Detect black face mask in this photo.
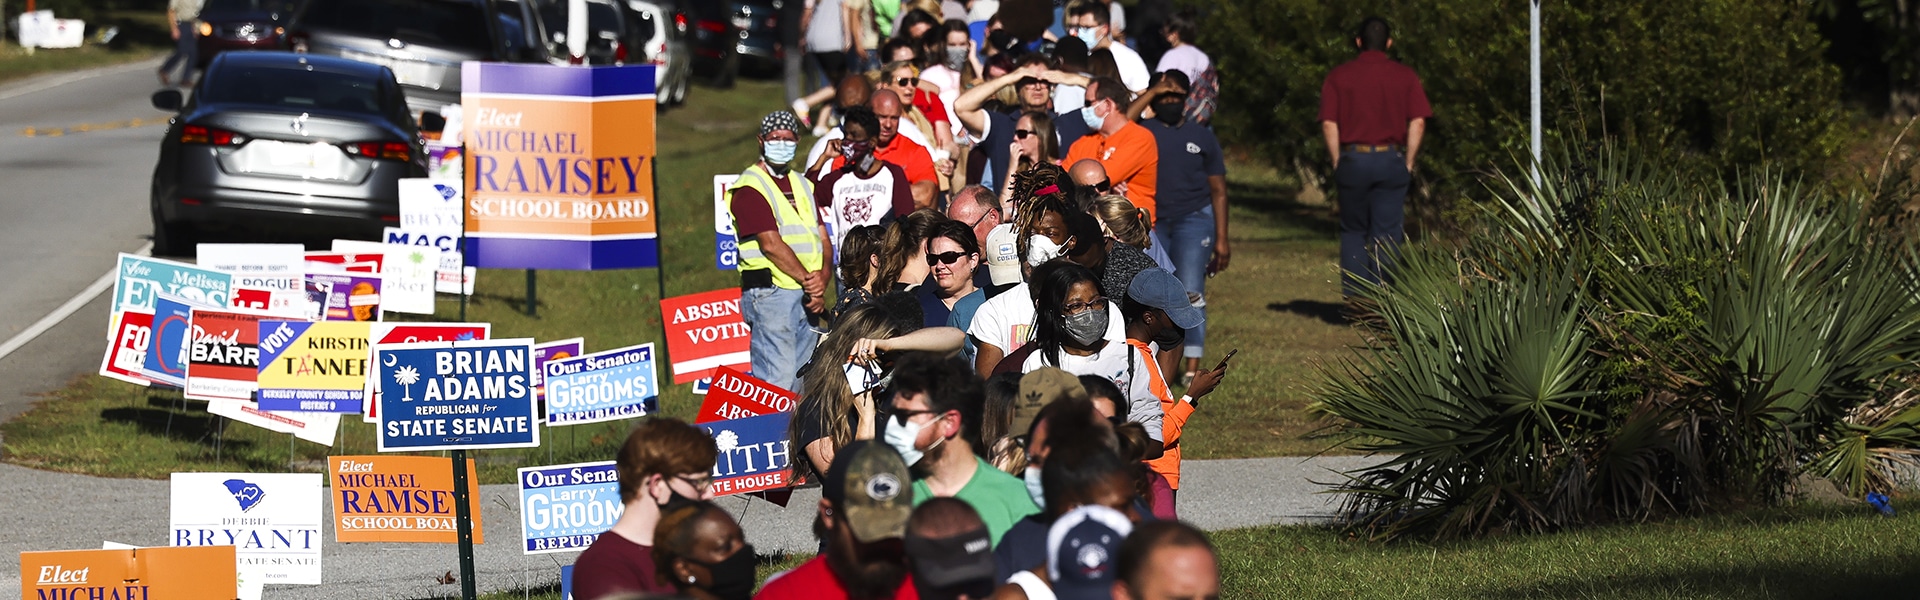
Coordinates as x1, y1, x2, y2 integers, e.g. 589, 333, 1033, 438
690, 543, 758, 600
1153, 101, 1185, 126
1154, 320, 1188, 349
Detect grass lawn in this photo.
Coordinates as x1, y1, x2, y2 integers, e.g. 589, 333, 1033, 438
0, 12, 171, 86
457, 501, 1920, 600
0, 77, 1359, 481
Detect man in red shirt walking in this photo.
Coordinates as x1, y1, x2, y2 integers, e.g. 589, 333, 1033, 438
755, 440, 920, 600
1319, 17, 1431, 300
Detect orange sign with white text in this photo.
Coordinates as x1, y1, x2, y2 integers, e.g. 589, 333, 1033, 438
328, 455, 483, 543
20, 546, 237, 600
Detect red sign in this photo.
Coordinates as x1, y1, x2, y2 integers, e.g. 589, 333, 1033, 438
184, 308, 267, 402
229, 287, 274, 311
361, 323, 492, 422
99, 311, 153, 386
305, 251, 384, 273
660, 288, 751, 384
696, 366, 795, 423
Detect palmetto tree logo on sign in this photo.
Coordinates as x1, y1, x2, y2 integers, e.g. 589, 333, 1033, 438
386, 352, 422, 401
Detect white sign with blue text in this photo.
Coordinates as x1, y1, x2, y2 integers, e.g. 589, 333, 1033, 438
517, 461, 622, 555
543, 343, 658, 426
376, 339, 541, 452
169, 472, 323, 585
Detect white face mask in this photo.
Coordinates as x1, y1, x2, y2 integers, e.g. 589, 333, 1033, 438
1027, 235, 1068, 266
884, 413, 942, 466
1024, 465, 1045, 509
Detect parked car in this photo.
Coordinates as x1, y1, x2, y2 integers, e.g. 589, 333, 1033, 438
284, 0, 507, 116
687, 0, 783, 86
537, 0, 643, 65
149, 52, 429, 256
628, 0, 690, 106
497, 0, 567, 64
194, 0, 297, 67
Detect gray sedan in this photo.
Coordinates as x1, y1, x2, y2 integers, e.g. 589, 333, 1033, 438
149, 51, 428, 256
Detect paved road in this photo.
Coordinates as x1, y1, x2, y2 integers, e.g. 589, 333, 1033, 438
0, 63, 1378, 599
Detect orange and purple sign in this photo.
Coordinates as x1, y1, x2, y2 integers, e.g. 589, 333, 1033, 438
462, 63, 659, 270
20, 546, 237, 600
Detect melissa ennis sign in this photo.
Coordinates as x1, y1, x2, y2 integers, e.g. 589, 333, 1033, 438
375, 339, 540, 452
461, 63, 659, 270
328, 455, 483, 543
517, 461, 620, 554
169, 473, 323, 585
20, 546, 237, 600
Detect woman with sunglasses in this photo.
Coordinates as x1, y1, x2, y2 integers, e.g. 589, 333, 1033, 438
913, 220, 984, 328
880, 61, 959, 177
1014, 262, 1165, 447
999, 111, 1059, 210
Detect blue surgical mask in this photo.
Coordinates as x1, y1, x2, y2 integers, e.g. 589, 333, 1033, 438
1024, 465, 1045, 509
1075, 27, 1101, 47
762, 140, 797, 165
1081, 104, 1104, 130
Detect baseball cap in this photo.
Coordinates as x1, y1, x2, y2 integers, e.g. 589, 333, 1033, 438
1047, 505, 1134, 600
1016, 367, 1087, 435
985, 223, 1023, 286
821, 441, 914, 544
904, 526, 996, 595
1127, 267, 1204, 330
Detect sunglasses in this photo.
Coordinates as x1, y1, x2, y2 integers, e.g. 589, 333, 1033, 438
1017, 77, 1046, 88
1013, 129, 1034, 139
926, 251, 972, 265
1093, 178, 1113, 194
896, 77, 920, 88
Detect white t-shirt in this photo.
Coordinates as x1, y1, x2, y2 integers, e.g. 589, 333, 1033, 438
817, 163, 912, 250
966, 282, 1126, 359
1155, 44, 1211, 86
1105, 42, 1150, 92
1020, 336, 1164, 442
805, 122, 933, 171
920, 65, 969, 139
1054, 83, 1086, 114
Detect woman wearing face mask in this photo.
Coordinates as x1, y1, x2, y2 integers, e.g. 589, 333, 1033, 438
574, 418, 719, 599
1014, 262, 1165, 447
653, 502, 756, 600
918, 21, 979, 127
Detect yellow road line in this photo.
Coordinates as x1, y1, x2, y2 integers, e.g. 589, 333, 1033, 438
20, 118, 167, 138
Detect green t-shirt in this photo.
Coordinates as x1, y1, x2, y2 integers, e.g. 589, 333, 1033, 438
872, 0, 901, 38
912, 456, 1042, 546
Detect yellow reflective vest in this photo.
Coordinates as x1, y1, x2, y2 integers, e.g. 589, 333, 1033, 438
727, 163, 824, 290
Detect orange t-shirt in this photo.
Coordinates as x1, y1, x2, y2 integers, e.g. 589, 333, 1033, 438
1064, 121, 1160, 223
1126, 339, 1192, 489
836, 133, 938, 187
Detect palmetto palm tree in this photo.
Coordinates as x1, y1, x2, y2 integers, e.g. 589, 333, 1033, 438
395, 365, 421, 402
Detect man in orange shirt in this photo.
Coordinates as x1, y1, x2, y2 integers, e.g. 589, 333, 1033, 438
1064, 76, 1160, 224
871, 90, 940, 210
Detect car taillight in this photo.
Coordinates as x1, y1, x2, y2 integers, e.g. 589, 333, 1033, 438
697, 20, 725, 33
673, 13, 687, 32
649, 41, 667, 65
568, 54, 584, 65
181, 124, 247, 146
613, 42, 627, 64
345, 141, 411, 161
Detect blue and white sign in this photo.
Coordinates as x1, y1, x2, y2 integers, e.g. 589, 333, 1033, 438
560, 565, 575, 600
544, 343, 658, 426
138, 293, 208, 388
376, 339, 541, 452
114, 253, 235, 313
699, 411, 794, 496
713, 174, 739, 270
517, 461, 621, 555
169, 472, 324, 585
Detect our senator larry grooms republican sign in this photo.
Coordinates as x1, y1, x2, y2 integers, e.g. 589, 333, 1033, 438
170, 473, 323, 585
257, 321, 371, 413
376, 339, 540, 452
517, 461, 620, 554
660, 288, 751, 384
461, 63, 659, 270
543, 343, 657, 426
329, 455, 482, 543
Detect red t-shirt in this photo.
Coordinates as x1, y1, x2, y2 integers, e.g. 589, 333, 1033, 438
913, 89, 950, 124
730, 174, 798, 240
754, 555, 921, 600
1318, 50, 1433, 146
838, 134, 938, 188
572, 532, 670, 599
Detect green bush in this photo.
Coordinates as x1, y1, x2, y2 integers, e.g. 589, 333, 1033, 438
1197, 0, 1851, 213
1314, 143, 1920, 541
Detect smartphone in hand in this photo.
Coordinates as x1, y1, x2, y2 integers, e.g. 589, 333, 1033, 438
1214, 348, 1239, 372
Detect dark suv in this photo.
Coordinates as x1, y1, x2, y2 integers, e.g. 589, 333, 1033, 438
285, 0, 508, 115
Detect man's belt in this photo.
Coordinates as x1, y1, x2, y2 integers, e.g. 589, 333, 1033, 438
1343, 144, 1405, 153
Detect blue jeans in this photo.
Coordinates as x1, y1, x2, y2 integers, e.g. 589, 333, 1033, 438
1157, 207, 1213, 359
1335, 151, 1411, 297
159, 21, 197, 84
740, 286, 818, 392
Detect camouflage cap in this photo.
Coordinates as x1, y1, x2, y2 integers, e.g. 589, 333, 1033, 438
822, 440, 914, 543
1016, 367, 1088, 435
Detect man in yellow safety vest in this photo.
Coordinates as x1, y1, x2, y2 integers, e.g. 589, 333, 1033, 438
726, 111, 831, 391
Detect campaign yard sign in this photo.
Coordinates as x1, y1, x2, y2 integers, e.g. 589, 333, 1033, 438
533, 338, 585, 402
660, 288, 750, 384
713, 174, 739, 270
138, 294, 209, 389
696, 366, 795, 423
362, 323, 493, 423
376, 339, 540, 452
169, 473, 323, 585
461, 63, 659, 270
183, 308, 268, 402
517, 461, 620, 554
544, 343, 657, 426
20, 546, 237, 600
698, 412, 793, 496
197, 243, 305, 315
113, 253, 235, 313
257, 321, 372, 413
383, 226, 475, 295
307, 272, 383, 322
99, 311, 153, 386
208, 399, 342, 446
329, 455, 483, 543
332, 240, 438, 315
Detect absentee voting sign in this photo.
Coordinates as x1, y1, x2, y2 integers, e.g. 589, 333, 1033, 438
660, 288, 751, 384
257, 321, 371, 413
461, 63, 659, 270
376, 339, 540, 452
544, 343, 657, 426
517, 461, 621, 554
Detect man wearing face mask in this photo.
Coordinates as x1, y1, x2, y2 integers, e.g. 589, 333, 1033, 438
883, 352, 1038, 545
1121, 268, 1226, 516
756, 440, 920, 600
1064, 77, 1160, 225
575, 418, 720, 599
728, 111, 831, 391
810, 105, 918, 251
1064, 0, 1147, 92
1126, 70, 1228, 385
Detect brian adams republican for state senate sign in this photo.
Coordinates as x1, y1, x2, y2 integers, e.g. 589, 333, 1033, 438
375, 339, 540, 452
